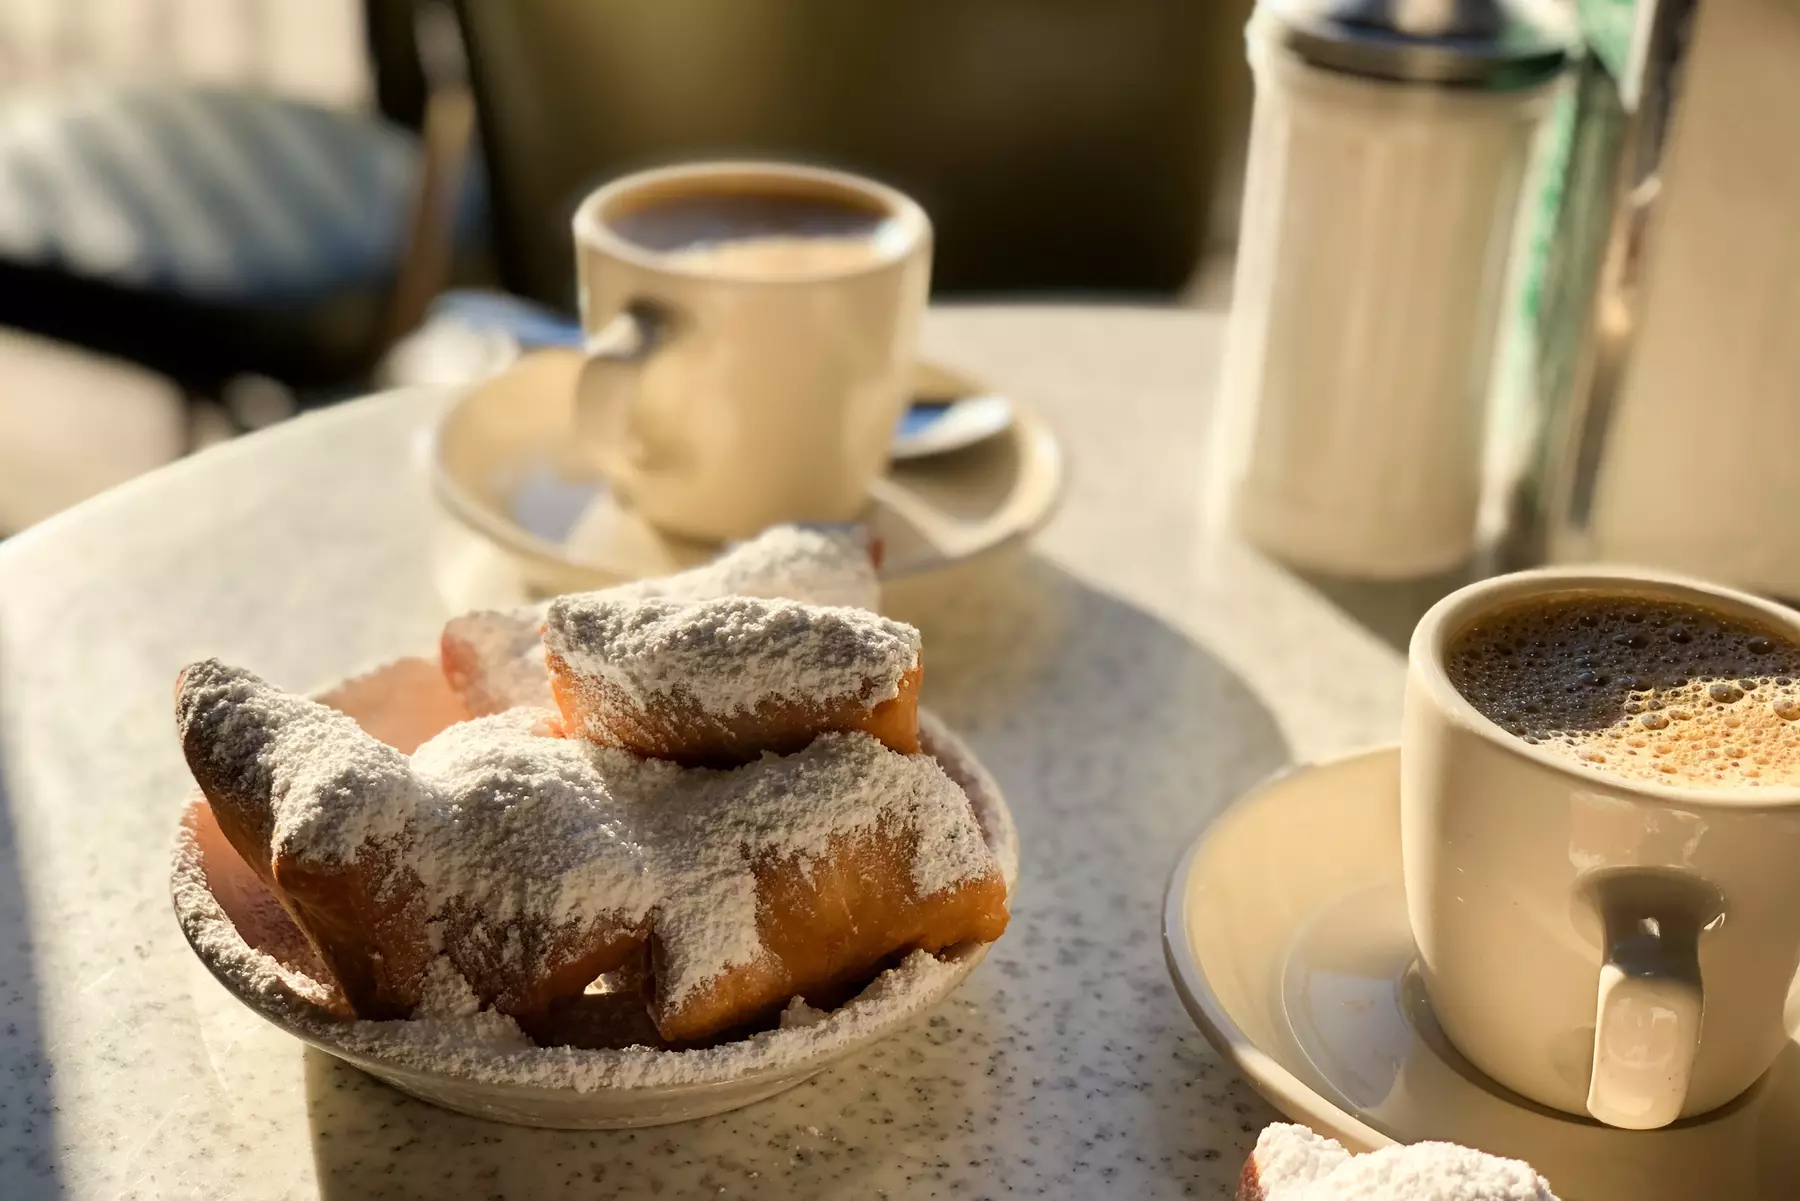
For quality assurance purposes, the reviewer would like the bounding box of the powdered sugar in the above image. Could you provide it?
[779,995,829,1029]
[177,658,423,865]
[546,596,920,719]
[647,524,880,612]
[339,1003,539,1065]
[175,797,992,1090]
[438,525,880,717]
[408,709,657,932]
[641,731,993,1007]
[171,653,1015,1101]
[180,663,996,1020]
[415,954,484,1018]
[1242,1125,1559,1201]
[324,949,964,1090]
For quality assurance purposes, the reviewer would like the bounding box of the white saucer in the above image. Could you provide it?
[424,350,1062,609]
[173,656,1019,1129]
[1162,747,1800,1201]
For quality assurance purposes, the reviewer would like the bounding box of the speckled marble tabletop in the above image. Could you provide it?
[0,307,1418,1200]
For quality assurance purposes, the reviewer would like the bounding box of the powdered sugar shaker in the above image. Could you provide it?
[1214,0,1572,578]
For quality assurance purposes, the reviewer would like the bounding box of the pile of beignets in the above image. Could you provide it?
[176,526,1010,1045]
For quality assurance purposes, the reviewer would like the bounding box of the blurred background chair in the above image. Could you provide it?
[0,0,1253,534]
[451,0,1252,311]
[0,0,486,400]
[0,0,484,532]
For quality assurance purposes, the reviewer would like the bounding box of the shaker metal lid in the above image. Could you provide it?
[1259,0,1574,89]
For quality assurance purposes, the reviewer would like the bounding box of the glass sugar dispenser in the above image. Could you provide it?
[1213,0,1574,579]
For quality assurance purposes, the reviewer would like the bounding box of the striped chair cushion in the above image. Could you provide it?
[0,81,482,304]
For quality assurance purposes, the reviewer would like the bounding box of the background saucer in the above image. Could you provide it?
[892,360,1015,459]
[392,295,1015,464]
[424,350,1062,610]
[1163,747,1800,1201]
[389,295,1017,462]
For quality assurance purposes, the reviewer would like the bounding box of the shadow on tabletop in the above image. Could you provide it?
[306,551,1289,1199]
[1288,558,1487,657]
[0,639,66,1199]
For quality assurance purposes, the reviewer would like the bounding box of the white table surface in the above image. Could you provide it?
[0,306,1413,1200]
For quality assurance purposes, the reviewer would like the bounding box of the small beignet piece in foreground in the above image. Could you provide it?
[546,595,923,766]
[1237,1124,1559,1201]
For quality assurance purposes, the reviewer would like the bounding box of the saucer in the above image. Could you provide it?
[172,656,1019,1129]
[395,295,1016,459]
[423,350,1061,608]
[1162,747,1800,1201]
[891,360,1015,460]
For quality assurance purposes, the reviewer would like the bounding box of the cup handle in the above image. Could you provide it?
[576,300,672,482]
[1585,874,1707,1130]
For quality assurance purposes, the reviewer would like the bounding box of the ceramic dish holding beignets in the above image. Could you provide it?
[171,584,1013,1127]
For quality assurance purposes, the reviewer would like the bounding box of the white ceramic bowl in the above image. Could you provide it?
[171,656,1019,1129]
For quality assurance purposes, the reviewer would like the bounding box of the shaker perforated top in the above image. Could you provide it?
[1258,0,1574,90]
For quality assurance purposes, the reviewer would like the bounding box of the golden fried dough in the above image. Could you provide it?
[439,524,880,717]
[545,595,922,766]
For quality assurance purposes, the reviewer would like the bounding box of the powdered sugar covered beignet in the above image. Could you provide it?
[177,659,432,1019]
[636,732,1008,1042]
[545,595,922,766]
[177,662,654,1020]
[439,524,880,717]
[407,711,656,1014]
[1238,1125,1559,1201]
[178,643,1008,1045]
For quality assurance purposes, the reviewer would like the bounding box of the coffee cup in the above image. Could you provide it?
[571,162,932,543]
[1404,567,1800,1129]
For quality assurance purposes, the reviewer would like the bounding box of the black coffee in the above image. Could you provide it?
[610,191,895,278]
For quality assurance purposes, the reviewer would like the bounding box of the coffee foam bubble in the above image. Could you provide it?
[1446,594,1800,788]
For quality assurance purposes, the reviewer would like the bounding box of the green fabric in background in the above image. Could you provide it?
[1515,83,1579,334]
[1487,0,1636,550]
[1514,0,1636,337]
[1578,0,1639,78]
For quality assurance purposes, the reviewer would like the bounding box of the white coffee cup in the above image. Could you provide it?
[571,162,932,543]
[1404,567,1800,1130]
